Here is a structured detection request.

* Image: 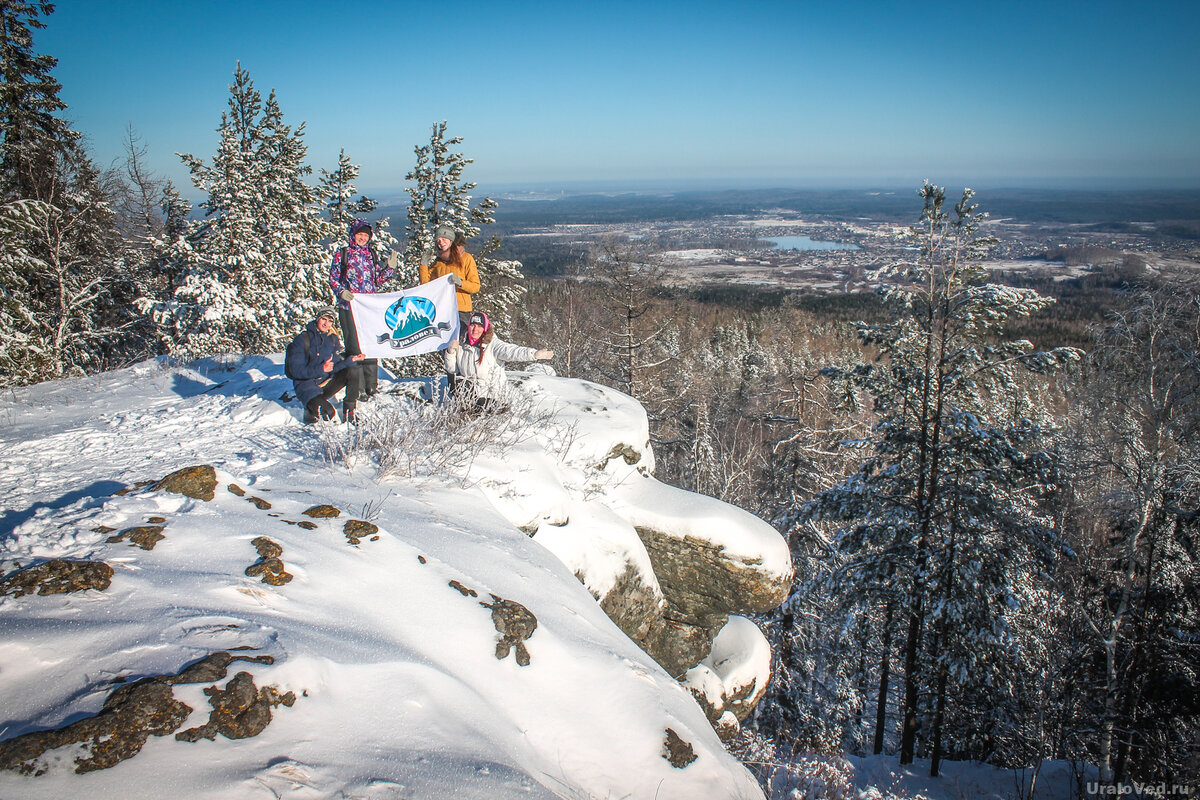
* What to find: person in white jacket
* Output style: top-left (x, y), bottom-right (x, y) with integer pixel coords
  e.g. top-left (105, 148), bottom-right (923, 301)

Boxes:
top-left (444, 311), bottom-right (553, 411)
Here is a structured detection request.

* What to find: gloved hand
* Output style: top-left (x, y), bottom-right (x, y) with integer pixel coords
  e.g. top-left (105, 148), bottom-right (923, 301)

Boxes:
top-left (535, 350), bottom-right (554, 360)
top-left (446, 338), bottom-right (461, 353)
top-left (420, 246), bottom-right (434, 268)
top-left (339, 289), bottom-right (353, 303)
top-left (448, 273), bottom-right (463, 287)
top-left (386, 250), bottom-right (399, 269)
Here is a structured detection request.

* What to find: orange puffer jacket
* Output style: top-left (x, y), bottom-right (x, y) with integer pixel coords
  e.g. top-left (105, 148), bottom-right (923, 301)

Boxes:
top-left (420, 252), bottom-right (481, 312)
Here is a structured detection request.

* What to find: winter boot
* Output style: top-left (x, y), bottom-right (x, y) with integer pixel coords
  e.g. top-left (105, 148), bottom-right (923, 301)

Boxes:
top-left (306, 397), bottom-right (337, 423)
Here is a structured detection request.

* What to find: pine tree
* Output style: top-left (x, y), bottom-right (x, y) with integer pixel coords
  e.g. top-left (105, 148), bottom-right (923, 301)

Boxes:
top-left (318, 148), bottom-right (376, 229)
top-left (403, 121), bottom-right (524, 326)
top-left (0, 0), bottom-right (78, 200)
top-left (0, 0), bottom-right (133, 385)
top-left (797, 183), bottom-right (1080, 771)
top-left (317, 148), bottom-right (398, 266)
top-left (146, 64), bottom-right (333, 357)
top-left (1061, 278), bottom-right (1200, 786)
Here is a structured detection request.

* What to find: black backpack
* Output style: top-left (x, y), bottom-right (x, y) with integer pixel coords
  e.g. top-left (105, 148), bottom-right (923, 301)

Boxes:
top-left (284, 331), bottom-right (313, 381)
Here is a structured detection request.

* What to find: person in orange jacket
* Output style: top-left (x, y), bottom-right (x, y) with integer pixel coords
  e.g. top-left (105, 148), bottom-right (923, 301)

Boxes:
top-left (418, 224), bottom-right (480, 330)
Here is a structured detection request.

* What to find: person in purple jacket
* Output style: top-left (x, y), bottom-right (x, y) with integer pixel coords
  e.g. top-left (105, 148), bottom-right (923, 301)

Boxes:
top-left (329, 219), bottom-right (398, 399)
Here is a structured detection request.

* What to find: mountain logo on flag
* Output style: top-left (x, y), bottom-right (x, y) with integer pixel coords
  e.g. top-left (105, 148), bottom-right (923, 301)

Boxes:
top-left (377, 296), bottom-right (450, 349)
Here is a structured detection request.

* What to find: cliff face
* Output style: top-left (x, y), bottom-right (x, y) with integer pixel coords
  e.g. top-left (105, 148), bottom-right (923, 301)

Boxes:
top-left (479, 375), bottom-right (793, 727)
top-left (0, 357), bottom-right (788, 799)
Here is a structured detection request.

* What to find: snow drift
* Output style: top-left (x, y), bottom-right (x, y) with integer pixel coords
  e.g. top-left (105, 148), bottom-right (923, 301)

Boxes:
top-left (0, 355), bottom-right (791, 799)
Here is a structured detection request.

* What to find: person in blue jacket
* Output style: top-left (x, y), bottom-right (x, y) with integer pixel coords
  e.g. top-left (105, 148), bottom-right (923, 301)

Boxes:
top-left (285, 307), bottom-right (365, 423)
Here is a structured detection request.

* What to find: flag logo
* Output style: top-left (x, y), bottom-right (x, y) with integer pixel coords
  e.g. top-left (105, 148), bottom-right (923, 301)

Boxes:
top-left (351, 275), bottom-right (460, 358)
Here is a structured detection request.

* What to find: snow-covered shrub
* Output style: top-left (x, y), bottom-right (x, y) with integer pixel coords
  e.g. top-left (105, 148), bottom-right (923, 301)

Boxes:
top-left (318, 389), bottom-right (561, 482)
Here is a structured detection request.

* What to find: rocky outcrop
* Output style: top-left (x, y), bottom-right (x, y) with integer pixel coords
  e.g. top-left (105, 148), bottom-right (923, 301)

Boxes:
top-left (662, 728), bottom-right (697, 768)
top-left (152, 464), bottom-right (218, 500)
top-left (0, 651), bottom-right (284, 776)
top-left (620, 526), bottom-right (789, 680)
top-left (106, 524), bottom-right (165, 550)
top-left (0, 559), bottom-right (113, 597)
top-left (343, 519), bottom-right (379, 545)
top-left (482, 594), bottom-right (538, 667)
top-left (245, 537), bottom-right (293, 585)
top-left (175, 672), bottom-right (295, 743)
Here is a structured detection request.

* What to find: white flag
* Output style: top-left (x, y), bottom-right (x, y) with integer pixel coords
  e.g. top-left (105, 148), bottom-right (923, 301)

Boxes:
top-left (349, 276), bottom-right (461, 358)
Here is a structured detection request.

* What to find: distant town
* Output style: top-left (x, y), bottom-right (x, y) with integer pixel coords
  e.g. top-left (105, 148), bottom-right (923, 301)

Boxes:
top-left (443, 187), bottom-right (1200, 293)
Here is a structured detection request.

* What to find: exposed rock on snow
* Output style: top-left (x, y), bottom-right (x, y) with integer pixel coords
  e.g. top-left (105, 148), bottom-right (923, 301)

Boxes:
top-left (174, 671), bottom-right (296, 743)
top-left (106, 524), bottom-right (166, 550)
top-left (0, 559), bottom-right (113, 597)
top-left (0, 650), bottom-right (282, 776)
top-left (302, 503), bottom-right (341, 518)
top-left (482, 594), bottom-right (539, 667)
top-left (663, 727), bottom-right (698, 768)
top-left (244, 536), bottom-right (293, 585)
top-left (151, 464), bottom-right (217, 500)
top-left (343, 518), bottom-right (379, 544)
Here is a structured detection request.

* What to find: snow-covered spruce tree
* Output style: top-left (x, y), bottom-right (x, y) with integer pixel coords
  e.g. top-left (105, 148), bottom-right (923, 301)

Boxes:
top-left (0, 1), bottom-right (134, 385)
top-left (319, 148), bottom-right (377, 230)
top-left (1059, 278), bottom-right (1200, 787)
top-left (796, 183), bottom-right (1080, 772)
top-left (0, 0), bottom-right (78, 200)
top-left (403, 121), bottom-right (524, 326)
top-left (145, 63), bottom-right (333, 357)
top-left (318, 148), bottom-right (398, 267)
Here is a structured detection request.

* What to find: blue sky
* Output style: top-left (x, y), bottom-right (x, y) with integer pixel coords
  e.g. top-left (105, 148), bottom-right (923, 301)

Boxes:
top-left (42, 0), bottom-right (1200, 196)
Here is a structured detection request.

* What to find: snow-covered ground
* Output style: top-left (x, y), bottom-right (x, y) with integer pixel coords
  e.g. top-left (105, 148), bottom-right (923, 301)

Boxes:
top-left (0, 357), bottom-right (776, 799)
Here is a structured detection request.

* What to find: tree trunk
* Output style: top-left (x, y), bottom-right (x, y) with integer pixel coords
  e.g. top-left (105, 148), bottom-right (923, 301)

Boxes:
top-left (930, 660), bottom-right (948, 777)
top-left (874, 601), bottom-right (894, 755)
top-left (899, 594), bottom-right (924, 764)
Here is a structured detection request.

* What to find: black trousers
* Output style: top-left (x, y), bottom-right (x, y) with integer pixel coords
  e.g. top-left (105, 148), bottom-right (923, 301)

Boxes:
top-left (339, 307), bottom-right (378, 396)
top-left (306, 367), bottom-right (362, 421)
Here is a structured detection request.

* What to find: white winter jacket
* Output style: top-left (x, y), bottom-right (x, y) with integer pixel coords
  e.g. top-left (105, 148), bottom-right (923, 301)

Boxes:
top-left (443, 330), bottom-right (539, 399)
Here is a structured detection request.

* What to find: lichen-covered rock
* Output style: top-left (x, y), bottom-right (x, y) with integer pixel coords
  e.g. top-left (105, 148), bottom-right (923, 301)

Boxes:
top-left (0, 678), bottom-right (190, 775)
top-left (245, 538), bottom-right (292, 585)
top-left (152, 465), bottom-right (217, 501)
top-left (246, 496), bottom-right (272, 510)
top-left (251, 537), bottom-right (283, 560)
top-left (175, 671), bottom-right (295, 743)
top-left (662, 728), bottom-right (697, 768)
top-left (107, 525), bottom-right (165, 550)
top-left (481, 594), bottom-right (537, 666)
top-left (449, 580), bottom-right (477, 597)
top-left (226, 483), bottom-right (246, 497)
top-left (0, 559), bottom-right (114, 597)
top-left (634, 528), bottom-right (789, 626)
top-left (170, 651), bottom-right (274, 685)
top-left (343, 519), bottom-right (378, 545)
top-left (0, 651), bottom-right (281, 775)
top-left (302, 504), bottom-right (341, 518)
top-left (592, 563), bottom-right (714, 679)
